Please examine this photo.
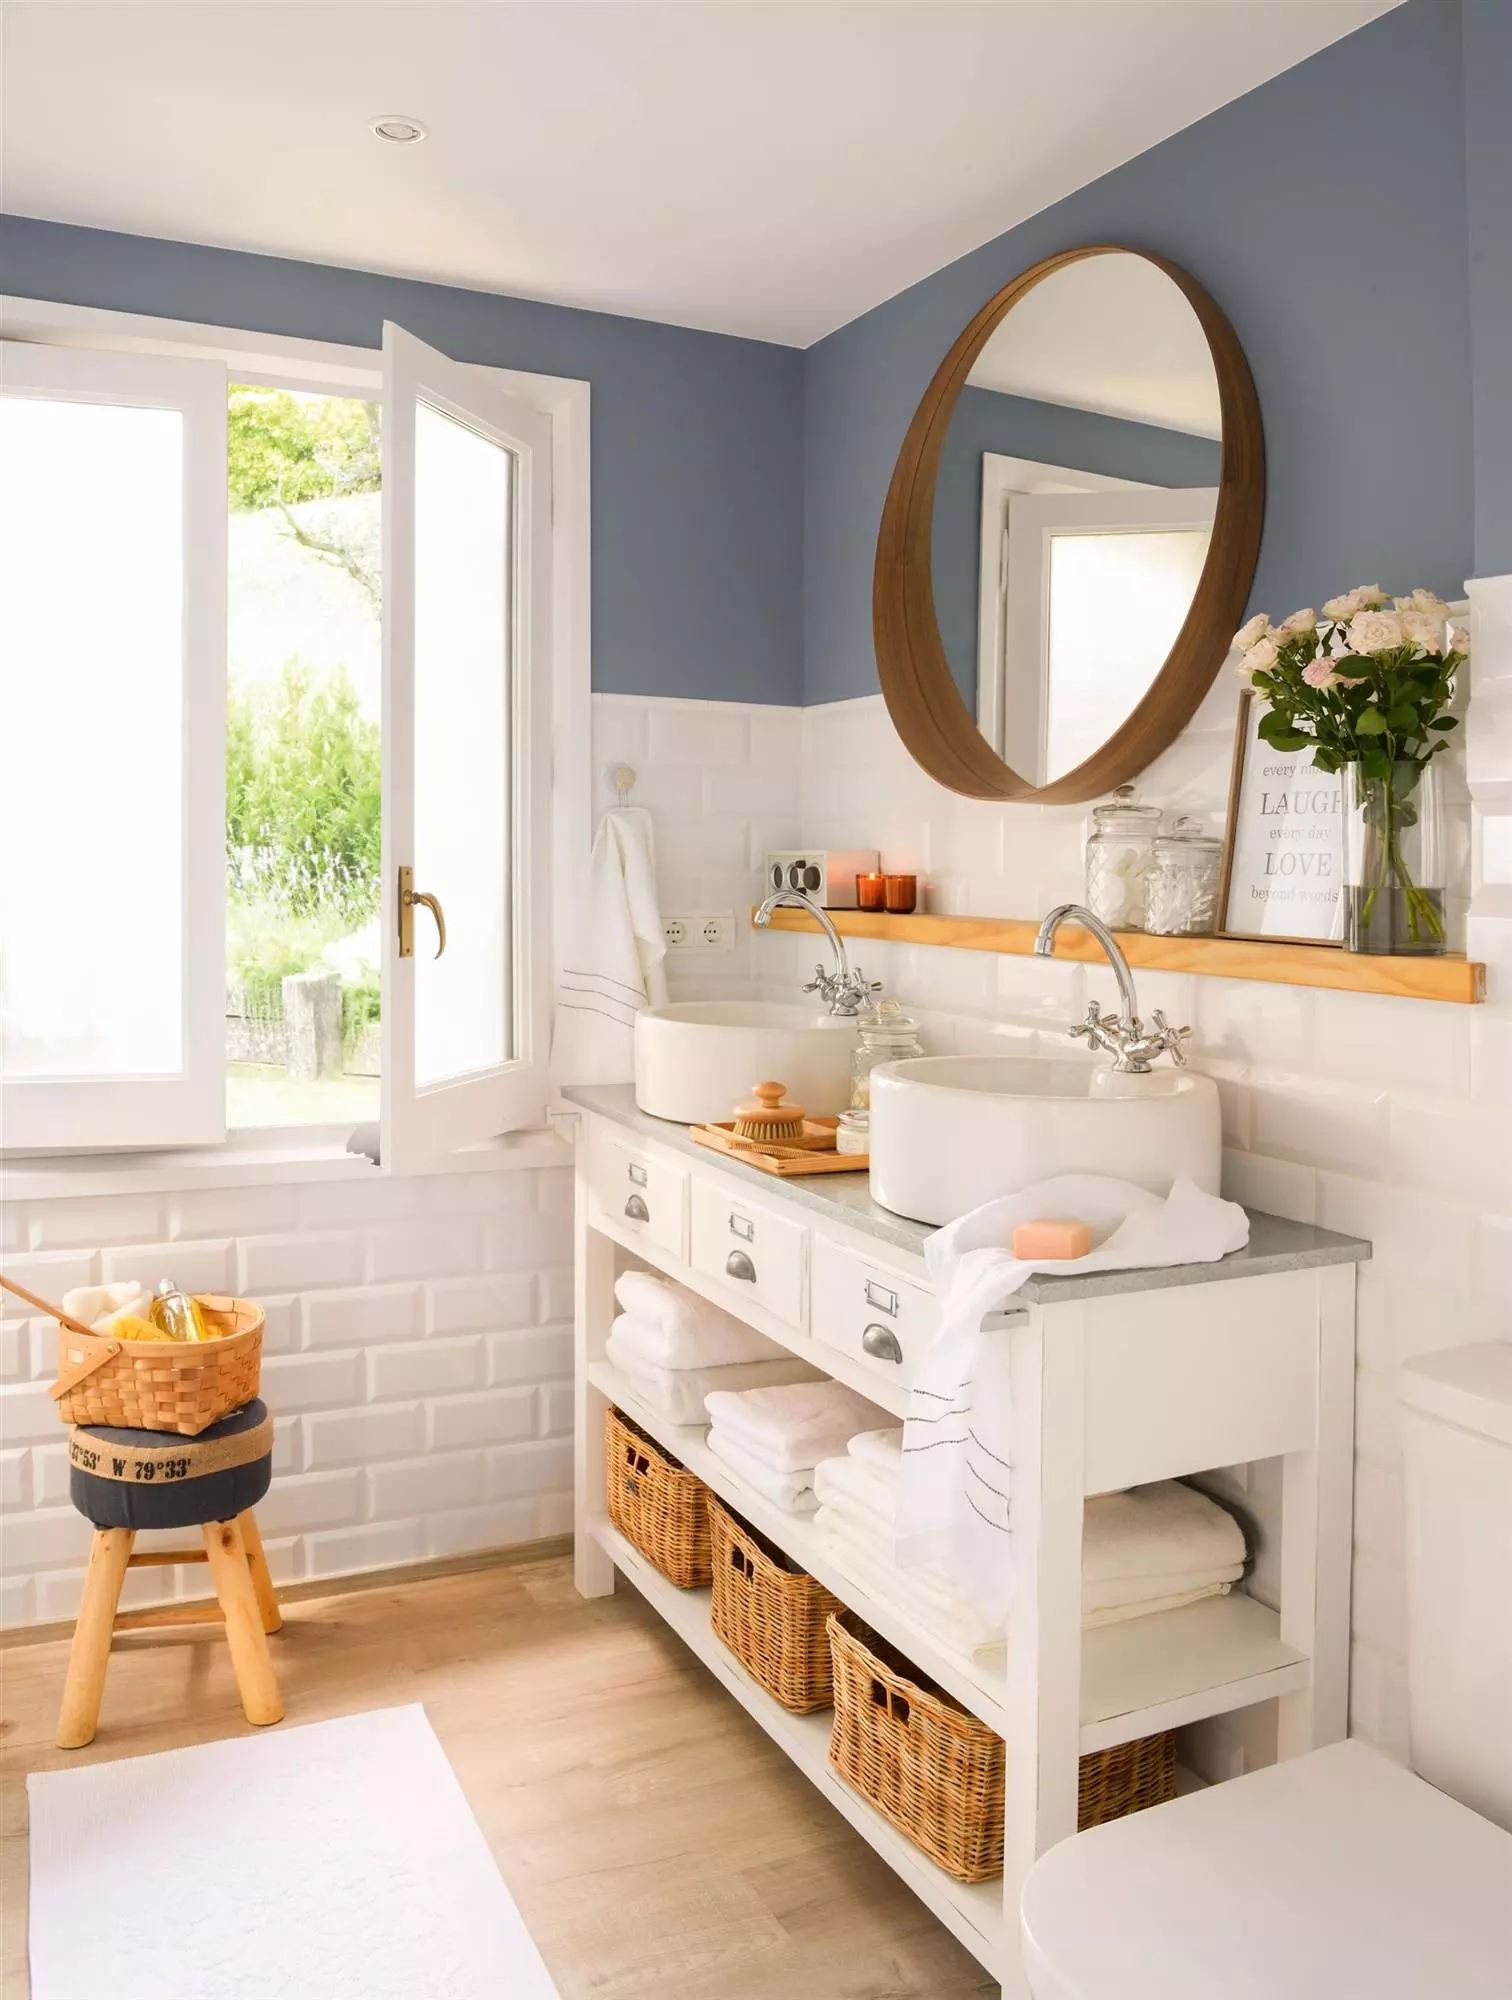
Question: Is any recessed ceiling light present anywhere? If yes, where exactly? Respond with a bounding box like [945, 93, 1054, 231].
[370, 115, 428, 146]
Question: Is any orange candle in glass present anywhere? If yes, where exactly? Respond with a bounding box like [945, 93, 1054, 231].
[857, 872, 886, 912]
[884, 874, 917, 914]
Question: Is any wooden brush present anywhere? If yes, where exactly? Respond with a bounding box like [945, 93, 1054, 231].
[732, 1082, 806, 1145]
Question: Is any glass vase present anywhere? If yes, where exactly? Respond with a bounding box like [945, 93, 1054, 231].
[1342, 759, 1446, 955]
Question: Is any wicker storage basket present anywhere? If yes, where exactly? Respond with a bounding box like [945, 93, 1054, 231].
[709, 1497, 844, 1713]
[49, 1296, 264, 1438]
[605, 1405, 712, 1589]
[827, 1613, 1176, 1883]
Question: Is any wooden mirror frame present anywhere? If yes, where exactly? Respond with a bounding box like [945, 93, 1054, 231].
[873, 245, 1265, 803]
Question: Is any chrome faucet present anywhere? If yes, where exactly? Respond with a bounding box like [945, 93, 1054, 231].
[753, 888, 881, 1017]
[1033, 903, 1190, 1075]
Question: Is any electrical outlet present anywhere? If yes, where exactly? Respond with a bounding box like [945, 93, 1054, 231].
[662, 913, 735, 953]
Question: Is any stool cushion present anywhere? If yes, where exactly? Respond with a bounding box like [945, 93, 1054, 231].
[69, 1398, 272, 1531]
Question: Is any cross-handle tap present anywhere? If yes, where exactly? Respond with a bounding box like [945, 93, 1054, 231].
[1035, 903, 1191, 1075]
[754, 888, 881, 1017]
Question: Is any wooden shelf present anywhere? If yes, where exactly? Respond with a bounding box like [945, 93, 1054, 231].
[588, 1514, 1008, 1981]
[589, 1362, 1308, 1756]
[755, 906, 1485, 1004]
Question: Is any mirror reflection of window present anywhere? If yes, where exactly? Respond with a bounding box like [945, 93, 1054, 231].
[1044, 524, 1213, 779]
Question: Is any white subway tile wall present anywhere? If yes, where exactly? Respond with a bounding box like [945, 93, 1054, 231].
[0, 1165, 573, 1627]
[7, 625, 1509, 1771]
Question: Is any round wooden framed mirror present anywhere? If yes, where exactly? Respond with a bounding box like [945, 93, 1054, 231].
[873, 246, 1264, 803]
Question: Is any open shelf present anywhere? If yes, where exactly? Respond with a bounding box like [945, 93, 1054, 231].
[588, 1361, 1309, 1755]
[588, 1513, 1008, 1981]
[755, 905, 1485, 1004]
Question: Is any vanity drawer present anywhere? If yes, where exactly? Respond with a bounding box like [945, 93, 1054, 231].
[589, 1132, 688, 1261]
[809, 1236, 937, 1386]
[689, 1177, 807, 1328]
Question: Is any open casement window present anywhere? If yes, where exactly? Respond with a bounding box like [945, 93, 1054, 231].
[380, 325, 553, 1172]
[995, 484, 1218, 784]
[0, 342, 228, 1151]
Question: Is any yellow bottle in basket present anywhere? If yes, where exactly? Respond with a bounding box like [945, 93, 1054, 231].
[149, 1279, 212, 1343]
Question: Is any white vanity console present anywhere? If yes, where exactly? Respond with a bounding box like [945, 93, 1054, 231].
[563, 1084, 1370, 1998]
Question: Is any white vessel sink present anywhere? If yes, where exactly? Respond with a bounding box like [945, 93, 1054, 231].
[634, 1001, 857, 1125]
[868, 1054, 1221, 1225]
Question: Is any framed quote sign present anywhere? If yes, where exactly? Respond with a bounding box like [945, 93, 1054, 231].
[1218, 692, 1344, 945]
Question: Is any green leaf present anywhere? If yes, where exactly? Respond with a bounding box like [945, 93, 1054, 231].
[1429, 716, 1459, 731]
[1355, 708, 1389, 736]
[1387, 704, 1419, 731]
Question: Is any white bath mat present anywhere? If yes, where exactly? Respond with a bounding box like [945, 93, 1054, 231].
[28, 1704, 559, 2000]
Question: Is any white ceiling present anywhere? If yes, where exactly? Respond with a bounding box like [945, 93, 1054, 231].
[1, 1, 1397, 347]
[968, 254, 1222, 437]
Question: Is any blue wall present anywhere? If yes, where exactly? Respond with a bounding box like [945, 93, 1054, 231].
[1464, 0, 1512, 577]
[0, 215, 805, 704]
[804, 0, 1475, 703]
[932, 390, 1222, 705]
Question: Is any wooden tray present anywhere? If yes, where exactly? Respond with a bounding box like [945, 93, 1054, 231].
[690, 1118, 869, 1176]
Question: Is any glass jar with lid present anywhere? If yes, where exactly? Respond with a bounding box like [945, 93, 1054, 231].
[1146, 815, 1224, 937]
[849, 999, 923, 1111]
[1085, 783, 1162, 932]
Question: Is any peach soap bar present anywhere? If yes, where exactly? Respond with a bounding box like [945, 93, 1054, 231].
[1012, 1218, 1093, 1261]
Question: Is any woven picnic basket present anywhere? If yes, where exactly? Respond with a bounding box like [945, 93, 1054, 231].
[49, 1296, 264, 1438]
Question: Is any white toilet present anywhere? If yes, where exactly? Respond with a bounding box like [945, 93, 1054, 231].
[1020, 1343, 1512, 1999]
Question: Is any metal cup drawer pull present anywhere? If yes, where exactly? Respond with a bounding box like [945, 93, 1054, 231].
[728, 1213, 755, 1242]
[864, 1279, 899, 1317]
[624, 1194, 650, 1222]
[861, 1321, 904, 1364]
[726, 1250, 758, 1283]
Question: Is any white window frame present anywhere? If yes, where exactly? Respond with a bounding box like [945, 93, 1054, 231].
[974, 452, 1145, 751]
[0, 340, 227, 1151]
[0, 296, 591, 1178]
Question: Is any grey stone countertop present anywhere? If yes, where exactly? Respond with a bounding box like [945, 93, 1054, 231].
[559, 1084, 1371, 1301]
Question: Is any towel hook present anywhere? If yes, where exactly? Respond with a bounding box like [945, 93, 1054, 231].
[603, 763, 636, 808]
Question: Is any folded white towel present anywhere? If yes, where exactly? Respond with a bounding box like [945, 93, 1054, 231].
[612, 1272, 786, 1369]
[897, 1174, 1250, 1622]
[703, 1379, 891, 1474]
[605, 1332, 821, 1426]
[706, 1428, 819, 1513]
[1085, 1569, 1244, 1616]
[813, 1511, 1003, 1656]
[813, 1453, 897, 1526]
[1082, 1480, 1246, 1589]
[62, 1281, 153, 1333]
[1084, 1581, 1235, 1628]
[848, 1428, 903, 1478]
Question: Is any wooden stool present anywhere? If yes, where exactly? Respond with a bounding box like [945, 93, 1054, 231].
[57, 1397, 284, 1749]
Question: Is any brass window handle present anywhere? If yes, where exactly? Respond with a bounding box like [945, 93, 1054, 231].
[398, 866, 447, 959]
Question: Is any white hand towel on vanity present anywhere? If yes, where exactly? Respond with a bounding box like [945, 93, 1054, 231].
[551, 807, 668, 1086]
[896, 1174, 1249, 1623]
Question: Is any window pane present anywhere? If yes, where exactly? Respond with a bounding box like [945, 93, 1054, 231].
[0, 397, 184, 1078]
[224, 385, 382, 1130]
[413, 400, 513, 1090]
[1045, 527, 1210, 781]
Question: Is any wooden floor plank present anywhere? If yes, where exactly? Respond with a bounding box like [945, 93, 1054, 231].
[1, 1554, 995, 1999]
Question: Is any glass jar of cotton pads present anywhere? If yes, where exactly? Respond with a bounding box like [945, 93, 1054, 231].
[1085, 784, 1162, 931]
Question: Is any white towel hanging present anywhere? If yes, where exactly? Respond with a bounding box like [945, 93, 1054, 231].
[551, 806, 668, 1085]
